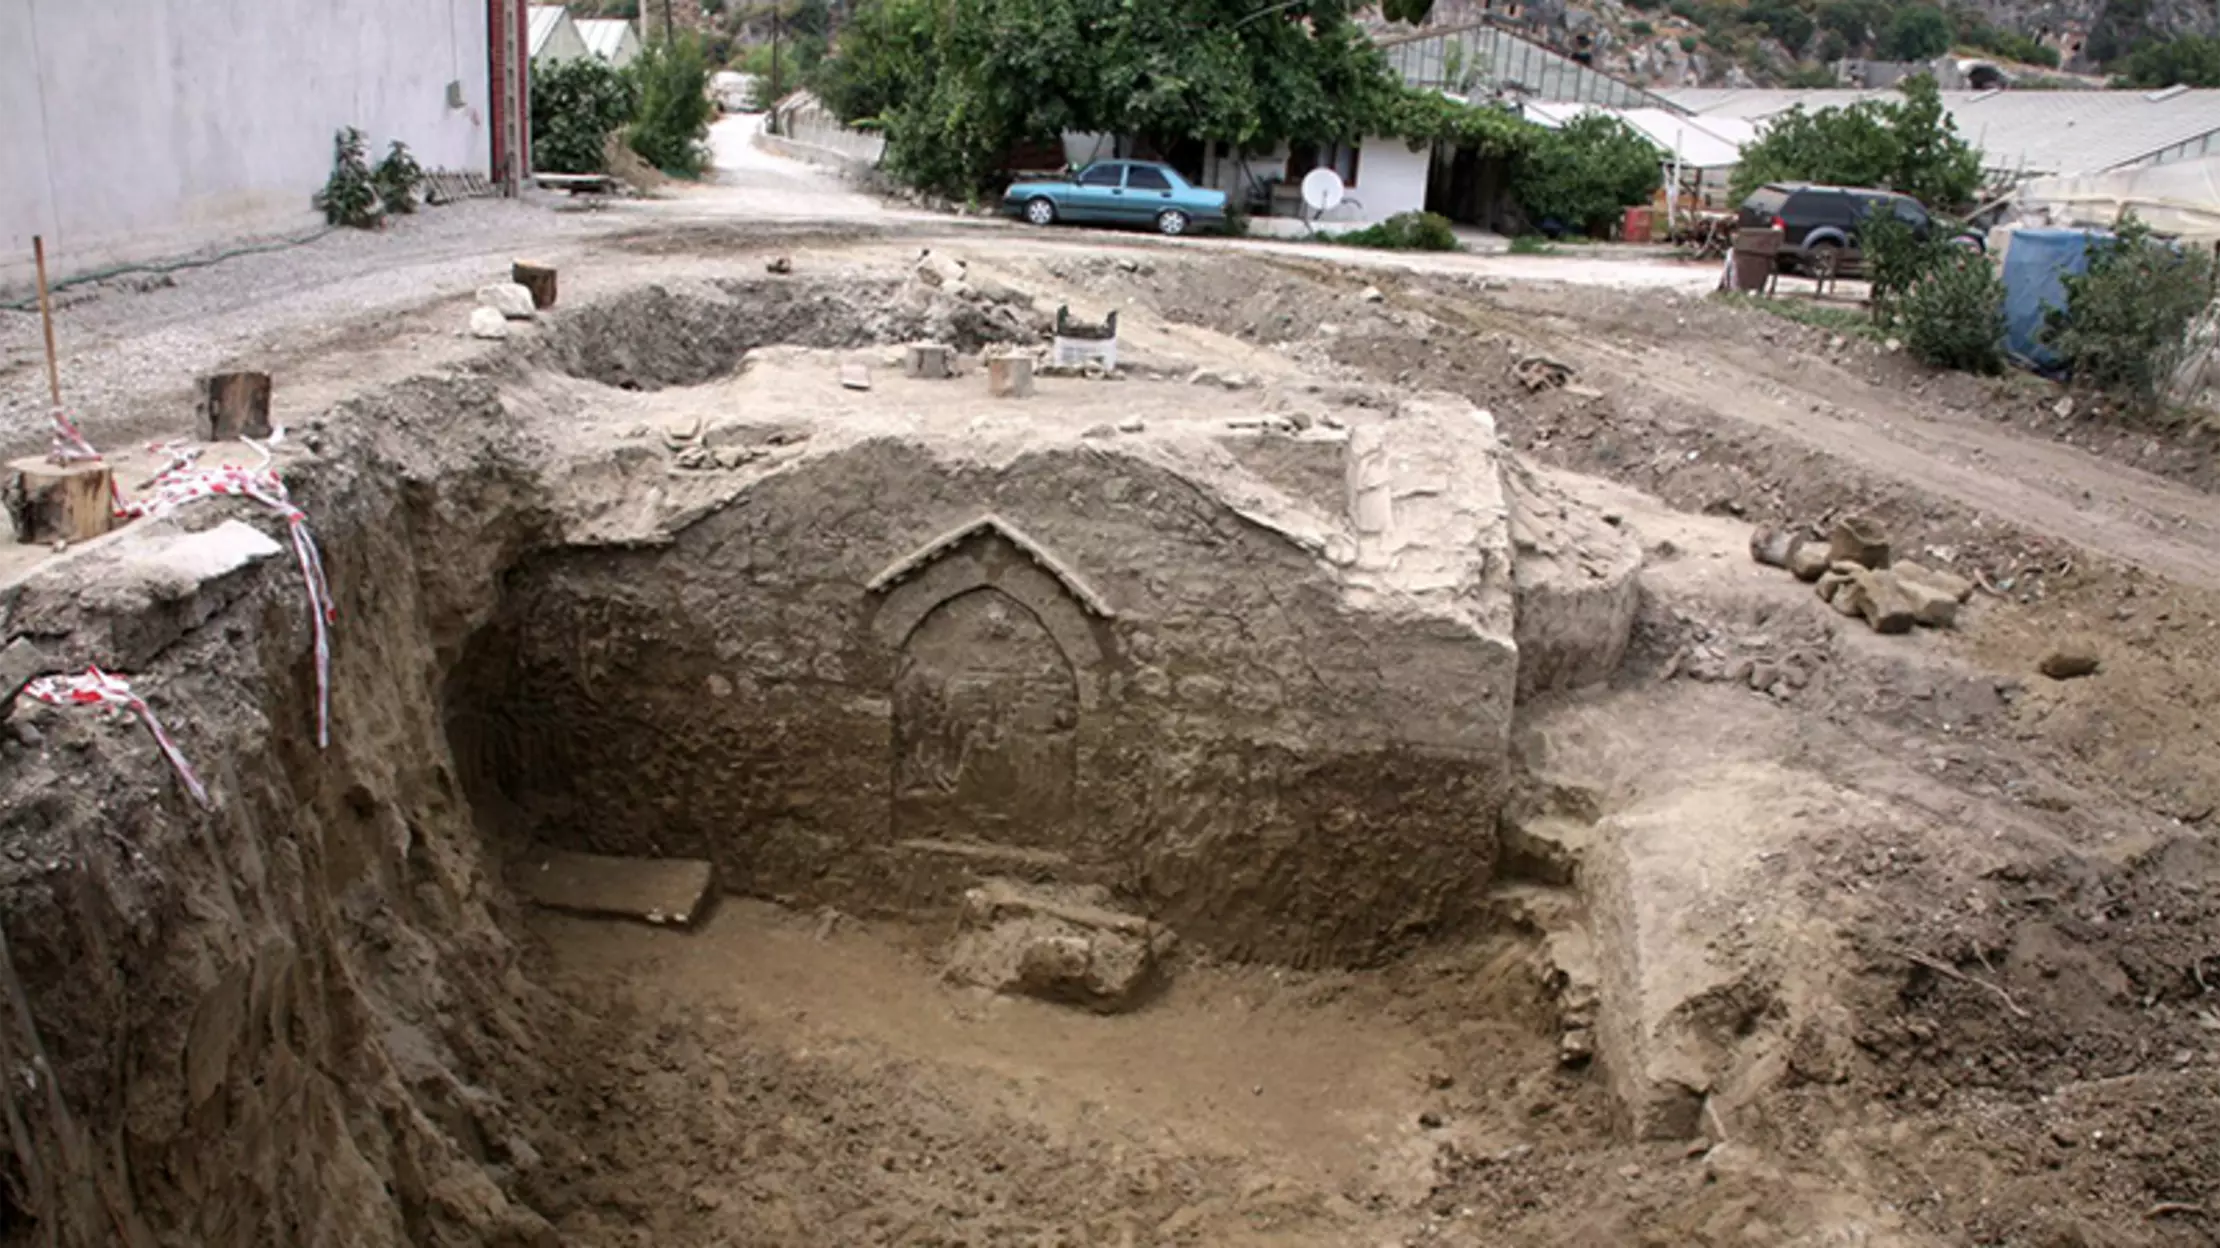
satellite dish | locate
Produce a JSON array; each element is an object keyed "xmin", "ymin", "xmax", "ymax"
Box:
[{"xmin": 1300, "ymin": 168, "xmax": 1346, "ymax": 215}]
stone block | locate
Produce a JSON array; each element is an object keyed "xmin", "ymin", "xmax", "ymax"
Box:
[
  {"xmin": 1827, "ymin": 516, "xmax": 1889, "ymax": 569},
  {"xmin": 987, "ymin": 353, "xmax": 1034, "ymax": 399},
  {"xmin": 904, "ymin": 343, "xmax": 954, "ymax": 380},
  {"xmin": 478, "ymin": 282, "xmax": 538, "ymax": 320},
  {"xmin": 1787, "ymin": 543, "xmax": 1832, "ymax": 582},
  {"xmin": 519, "ymin": 850, "xmax": 716, "ymax": 926},
  {"xmin": 944, "ymin": 880, "xmax": 1171, "ymax": 1013},
  {"xmin": 1505, "ymin": 462, "xmax": 1643, "ymax": 700},
  {"xmin": 468, "ymin": 306, "xmax": 510, "ymax": 340},
  {"xmin": 1890, "ymin": 559, "xmax": 1973, "ymax": 604}
]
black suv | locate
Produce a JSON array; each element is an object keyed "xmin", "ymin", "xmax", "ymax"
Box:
[{"xmin": 1737, "ymin": 182, "xmax": 1936, "ymax": 277}]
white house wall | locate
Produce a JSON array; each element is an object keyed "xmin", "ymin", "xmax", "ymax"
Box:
[
  {"xmin": 2, "ymin": 0, "xmax": 492, "ymax": 291},
  {"xmin": 1353, "ymin": 137, "xmax": 1430, "ymax": 221}
]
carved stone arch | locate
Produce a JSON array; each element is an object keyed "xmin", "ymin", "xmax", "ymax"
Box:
[{"xmin": 867, "ymin": 515, "xmax": 1112, "ymax": 708}]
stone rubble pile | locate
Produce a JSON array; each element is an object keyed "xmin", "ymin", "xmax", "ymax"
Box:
[{"xmin": 1751, "ymin": 516, "xmax": 1973, "ymax": 634}]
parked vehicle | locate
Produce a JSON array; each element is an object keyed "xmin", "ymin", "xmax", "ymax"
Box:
[
  {"xmin": 1736, "ymin": 182, "xmax": 1979, "ymax": 277},
  {"xmin": 1001, "ymin": 161, "xmax": 1228, "ymax": 236}
]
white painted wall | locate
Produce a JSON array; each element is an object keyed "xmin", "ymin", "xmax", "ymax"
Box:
[
  {"xmin": 2, "ymin": 0, "xmax": 492, "ymax": 290},
  {"xmin": 1352, "ymin": 136, "xmax": 1431, "ymax": 222}
]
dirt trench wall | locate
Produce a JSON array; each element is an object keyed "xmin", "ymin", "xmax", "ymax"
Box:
[
  {"xmin": 457, "ymin": 437, "xmax": 1518, "ymax": 965},
  {"xmin": 0, "ymin": 390, "xmax": 557, "ymax": 1247}
]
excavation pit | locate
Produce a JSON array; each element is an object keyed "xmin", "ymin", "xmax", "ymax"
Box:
[{"xmin": 0, "ymin": 269, "xmax": 1659, "ymax": 1246}]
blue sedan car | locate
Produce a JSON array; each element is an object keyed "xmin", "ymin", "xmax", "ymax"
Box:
[{"xmin": 1002, "ymin": 160, "xmax": 1228, "ymax": 236}]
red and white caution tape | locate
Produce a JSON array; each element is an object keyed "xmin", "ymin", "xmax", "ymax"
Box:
[
  {"xmin": 47, "ymin": 404, "xmax": 102, "ymax": 465},
  {"xmin": 20, "ymin": 667, "xmax": 211, "ymax": 807},
  {"xmin": 119, "ymin": 434, "xmax": 338, "ymax": 748}
]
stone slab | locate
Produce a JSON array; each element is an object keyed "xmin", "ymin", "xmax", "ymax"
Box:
[{"xmin": 520, "ymin": 850, "xmax": 715, "ymax": 926}]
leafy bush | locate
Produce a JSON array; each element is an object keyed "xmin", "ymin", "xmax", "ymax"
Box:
[
  {"xmin": 1680, "ymin": 34, "xmax": 1699, "ymax": 52},
  {"xmin": 1744, "ymin": 0, "xmax": 1814, "ymax": 51},
  {"xmin": 1334, "ymin": 211, "xmax": 1459, "ymax": 252},
  {"xmin": 629, "ymin": 34, "xmax": 715, "ymax": 177},
  {"xmin": 2042, "ymin": 216, "xmax": 2219, "ymax": 410},
  {"xmin": 1629, "ymin": 20, "xmax": 1654, "ymax": 38},
  {"xmin": 1900, "ymin": 250, "xmax": 2006, "ymax": 373},
  {"xmin": 313, "ymin": 128, "xmax": 381, "ymax": 229},
  {"xmin": 532, "ymin": 55, "xmax": 638, "ymax": 174},
  {"xmin": 372, "ymin": 141, "xmax": 424, "ymax": 215},
  {"xmin": 1958, "ymin": 22, "xmax": 2062, "ymax": 68},
  {"xmin": 1860, "ymin": 204, "xmax": 1949, "ymax": 327},
  {"xmin": 1878, "ymin": 4, "xmax": 1951, "ymax": 60},
  {"xmin": 2112, "ymin": 35, "xmax": 2220, "ymax": 88},
  {"xmin": 1513, "ymin": 113, "xmax": 1661, "ymax": 237},
  {"xmin": 1730, "ymin": 74, "xmax": 1982, "ymax": 209}
]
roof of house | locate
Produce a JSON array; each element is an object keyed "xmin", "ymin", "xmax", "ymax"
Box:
[
  {"xmin": 575, "ymin": 18, "xmax": 636, "ymax": 60},
  {"xmin": 1525, "ymin": 101, "xmax": 1756, "ymax": 168},
  {"xmin": 1379, "ymin": 19, "xmax": 1681, "ymax": 112},
  {"xmin": 527, "ymin": 6, "xmax": 572, "ymax": 57},
  {"xmin": 1659, "ymin": 87, "xmax": 2220, "ymax": 178}
]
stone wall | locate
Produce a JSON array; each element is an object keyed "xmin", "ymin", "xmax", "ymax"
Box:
[{"xmin": 458, "ymin": 436, "xmax": 1519, "ymax": 966}]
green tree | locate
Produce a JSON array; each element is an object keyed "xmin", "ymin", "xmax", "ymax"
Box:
[
  {"xmin": 1744, "ymin": 0, "xmax": 1814, "ymax": 52},
  {"xmin": 1513, "ymin": 113, "xmax": 1660, "ymax": 235},
  {"xmin": 2113, "ymin": 35, "xmax": 2220, "ymax": 87},
  {"xmin": 2087, "ymin": 0, "xmax": 2153, "ymax": 65},
  {"xmin": 629, "ymin": 34, "xmax": 716, "ymax": 176},
  {"xmin": 531, "ymin": 56, "xmax": 639, "ymax": 173},
  {"xmin": 1877, "ymin": 5, "xmax": 1951, "ymax": 60},
  {"xmin": 816, "ymin": 0, "xmax": 1520, "ymax": 198},
  {"xmin": 1729, "ymin": 75, "xmax": 1982, "ymax": 208},
  {"xmin": 1816, "ymin": 0, "xmax": 1884, "ymax": 50},
  {"xmin": 1886, "ymin": 74, "xmax": 1984, "ymax": 207}
]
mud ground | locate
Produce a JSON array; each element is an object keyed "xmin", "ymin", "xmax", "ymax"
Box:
[{"xmin": 3, "ymin": 221, "xmax": 2216, "ymax": 1247}]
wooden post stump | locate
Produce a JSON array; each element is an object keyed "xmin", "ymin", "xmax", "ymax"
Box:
[
  {"xmin": 987, "ymin": 353, "xmax": 1034, "ymax": 399},
  {"xmin": 512, "ymin": 261, "xmax": 558, "ymax": 310},
  {"xmin": 8, "ymin": 458, "xmax": 115, "ymax": 545},
  {"xmin": 904, "ymin": 343, "xmax": 954, "ymax": 380},
  {"xmin": 198, "ymin": 371, "xmax": 273, "ymax": 441}
]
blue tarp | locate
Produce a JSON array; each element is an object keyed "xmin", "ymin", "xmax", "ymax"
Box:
[{"xmin": 2001, "ymin": 228, "xmax": 2107, "ymax": 368}]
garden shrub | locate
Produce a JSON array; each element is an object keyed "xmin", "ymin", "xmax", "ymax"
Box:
[
  {"xmin": 1336, "ymin": 211, "xmax": 1459, "ymax": 251},
  {"xmin": 313, "ymin": 128, "xmax": 380, "ymax": 229},
  {"xmin": 1900, "ymin": 250, "xmax": 2006, "ymax": 373},
  {"xmin": 2042, "ymin": 216, "xmax": 2219, "ymax": 410},
  {"xmin": 372, "ymin": 141, "xmax": 424, "ymax": 216},
  {"xmin": 532, "ymin": 56, "xmax": 638, "ymax": 174}
]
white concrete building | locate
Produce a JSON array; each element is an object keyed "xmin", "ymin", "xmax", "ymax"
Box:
[
  {"xmin": 528, "ymin": 6, "xmax": 591, "ymax": 64},
  {"xmin": 1061, "ymin": 135, "xmax": 1435, "ymax": 226},
  {"xmin": 3, "ymin": 0, "xmax": 499, "ymax": 290},
  {"xmin": 576, "ymin": 18, "xmax": 643, "ymax": 69}
]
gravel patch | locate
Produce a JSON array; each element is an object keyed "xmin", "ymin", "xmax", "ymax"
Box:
[{"xmin": 0, "ymin": 197, "xmax": 628, "ymax": 456}]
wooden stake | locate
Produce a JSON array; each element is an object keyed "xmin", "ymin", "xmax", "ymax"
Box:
[
  {"xmin": 512, "ymin": 260, "xmax": 558, "ymax": 310},
  {"xmin": 987, "ymin": 353, "xmax": 1034, "ymax": 399},
  {"xmin": 904, "ymin": 343, "xmax": 953, "ymax": 380},
  {"xmin": 197, "ymin": 371, "xmax": 273, "ymax": 441},
  {"xmin": 7, "ymin": 458, "xmax": 114, "ymax": 545},
  {"xmin": 32, "ymin": 237, "xmax": 61, "ymax": 414}
]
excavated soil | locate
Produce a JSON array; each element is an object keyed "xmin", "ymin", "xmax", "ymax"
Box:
[{"xmin": 0, "ymin": 238, "xmax": 2214, "ymax": 1248}]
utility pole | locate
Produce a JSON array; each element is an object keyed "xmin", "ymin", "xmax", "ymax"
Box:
[
  {"xmin": 662, "ymin": 0, "xmax": 676, "ymax": 43},
  {"xmin": 772, "ymin": 3, "xmax": 784, "ymax": 101}
]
